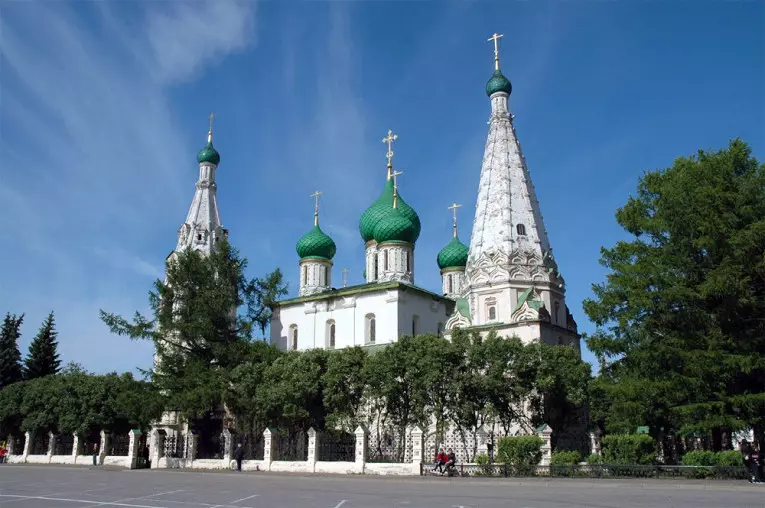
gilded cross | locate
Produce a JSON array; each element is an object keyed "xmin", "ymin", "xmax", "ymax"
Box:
[
  {"xmin": 382, "ymin": 129, "xmax": 398, "ymax": 167},
  {"xmin": 487, "ymin": 33, "xmax": 504, "ymax": 70},
  {"xmin": 310, "ymin": 190, "xmax": 323, "ymax": 226},
  {"xmin": 341, "ymin": 268, "xmax": 349, "ymax": 288},
  {"xmin": 391, "ymin": 170, "xmax": 403, "ymax": 208},
  {"xmin": 448, "ymin": 202, "xmax": 462, "ymax": 237},
  {"xmin": 207, "ymin": 111, "xmax": 215, "ymax": 143}
]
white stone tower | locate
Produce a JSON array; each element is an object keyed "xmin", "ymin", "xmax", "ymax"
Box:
[
  {"xmin": 437, "ymin": 203, "xmax": 469, "ymax": 299},
  {"xmin": 373, "ymin": 169, "xmax": 416, "ymax": 283},
  {"xmin": 296, "ymin": 191, "xmax": 337, "ymax": 296},
  {"xmin": 445, "ymin": 34, "xmax": 579, "ymax": 348},
  {"xmin": 171, "ymin": 112, "xmax": 227, "ymax": 261},
  {"xmin": 359, "ymin": 130, "xmax": 422, "ymax": 283}
]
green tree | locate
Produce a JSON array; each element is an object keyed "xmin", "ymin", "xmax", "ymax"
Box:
[
  {"xmin": 322, "ymin": 346, "xmax": 369, "ymax": 430},
  {"xmin": 0, "ymin": 313, "xmax": 24, "ymax": 389},
  {"xmin": 100, "ymin": 238, "xmax": 287, "ymax": 419},
  {"xmin": 24, "ymin": 312, "xmax": 61, "ymax": 380},
  {"xmin": 584, "ymin": 139, "xmax": 765, "ymax": 449}
]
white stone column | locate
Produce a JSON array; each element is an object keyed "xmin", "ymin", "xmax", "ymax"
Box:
[
  {"xmin": 185, "ymin": 432, "xmax": 197, "ymax": 463},
  {"xmin": 263, "ymin": 428, "xmax": 276, "ymax": 471},
  {"xmin": 46, "ymin": 431, "xmax": 55, "ymax": 462},
  {"xmin": 72, "ymin": 434, "xmax": 80, "ymax": 462},
  {"xmin": 589, "ymin": 430, "xmax": 601, "ymax": 457},
  {"xmin": 410, "ymin": 426, "xmax": 424, "ymax": 475},
  {"xmin": 476, "ymin": 426, "xmax": 489, "ymax": 460},
  {"xmin": 22, "ymin": 431, "xmax": 31, "ymax": 461},
  {"xmin": 222, "ymin": 429, "xmax": 234, "ymax": 465},
  {"xmin": 537, "ymin": 424, "xmax": 553, "ymax": 466},
  {"xmin": 99, "ymin": 430, "xmax": 110, "ymax": 464},
  {"xmin": 354, "ymin": 425, "xmax": 368, "ymax": 474},
  {"xmin": 150, "ymin": 429, "xmax": 166, "ymax": 468},
  {"xmin": 307, "ymin": 428, "xmax": 319, "ymax": 472},
  {"xmin": 128, "ymin": 430, "xmax": 141, "ymax": 469}
]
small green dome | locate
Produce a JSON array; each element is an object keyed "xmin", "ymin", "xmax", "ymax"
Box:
[
  {"xmin": 486, "ymin": 69, "xmax": 512, "ymax": 97},
  {"xmin": 373, "ymin": 207, "xmax": 416, "ymax": 244},
  {"xmin": 296, "ymin": 225, "xmax": 336, "ymax": 260},
  {"xmin": 359, "ymin": 179, "xmax": 421, "ymax": 243},
  {"xmin": 197, "ymin": 141, "xmax": 221, "ymax": 165},
  {"xmin": 437, "ymin": 236, "xmax": 469, "ymax": 270}
]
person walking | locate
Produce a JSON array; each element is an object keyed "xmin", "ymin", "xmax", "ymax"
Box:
[
  {"xmin": 92, "ymin": 442, "xmax": 99, "ymax": 466},
  {"xmin": 234, "ymin": 443, "xmax": 244, "ymax": 472},
  {"xmin": 0, "ymin": 441, "xmax": 7, "ymax": 464}
]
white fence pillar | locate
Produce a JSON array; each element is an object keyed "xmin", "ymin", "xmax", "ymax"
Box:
[
  {"xmin": 307, "ymin": 428, "xmax": 319, "ymax": 472},
  {"xmin": 99, "ymin": 430, "xmax": 109, "ymax": 464},
  {"xmin": 71, "ymin": 433, "xmax": 80, "ymax": 462},
  {"xmin": 410, "ymin": 426, "xmax": 424, "ymax": 475},
  {"xmin": 22, "ymin": 431, "xmax": 31, "ymax": 462},
  {"xmin": 222, "ymin": 428, "xmax": 234, "ymax": 465},
  {"xmin": 354, "ymin": 425, "xmax": 368, "ymax": 474},
  {"xmin": 150, "ymin": 429, "xmax": 166, "ymax": 468},
  {"xmin": 537, "ymin": 424, "xmax": 553, "ymax": 466},
  {"xmin": 263, "ymin": 428, "xmax": 276, "ymax": 471},
  {"xmin": 46, "ymin": 431, "xmax": 55, "ymax": 462},
  {"xmin": 185, "ymin": 432, "xmax": 197, "ymax": 463},
  {"xmin": 128, "ymin": 430, "xmax": 141, "ymax": 469}
]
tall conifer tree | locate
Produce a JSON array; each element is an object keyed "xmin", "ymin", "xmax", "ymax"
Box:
[
  {"xmin": 0, "ymin": 313, "xmax": 24, "ymax": 389},
  {"xmin": 24, "ymin": 311, "xmax": 61, "ymax": 380}
]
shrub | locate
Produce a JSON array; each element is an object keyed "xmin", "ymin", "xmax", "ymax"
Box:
[
  {"xmin": 682, "ymin": 450, "xmax": 744, "ymax": 467},
  {"xmin": 496, "ymin": 435, "xmax": 543, "ymax": 472},
  {"xmin": 586, "ymin": 453, "xmax": 603, "ymax": 465},
  {"xmin": 714, "ymin": 450, "xmax": 744, "ymax": 467},
  {"xmin": 550, "ymin": 450, "xmax": 581, "ymax": 465},
  {"xmin": 601, "ymin": 434, "xmax": 656, "ymax": 465},
  {"xmin": 474, "ymin": 453, "xmax": 493, "ymax": 476},
  {"xmin": 475, "ymin": 453, "xmax": 490, "ymax": 465}
]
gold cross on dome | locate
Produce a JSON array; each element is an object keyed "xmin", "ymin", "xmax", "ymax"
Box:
[
  {"xmin": 207, "ymin": 111, "xmax": 215, "ymax": 142},
  {"xmin": 382, "ymin": 129, "xmax": 398, "ymax": 167},
  {"xmin": 487, "ymin": 33, "xmax": 504, "ymax": 70},
  {"xmin": 310, "ymin": 190, "xmax": 323, "ymax": 226},
  {"xmin": 448, "ymin": 202, "xmax": 462, "ymax": 237},
  {"xmin": 341, "ymin": 268, "xmax": 349, "ymax": 288}
]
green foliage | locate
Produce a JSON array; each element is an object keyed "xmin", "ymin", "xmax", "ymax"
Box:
[
  {"xmin": 0, "ymin": 371, "xmax": 163, "ymax": 436},
  {"xmin": 100, "ymin": 237, "xmax": 288, "ymax": 420},
  {"xmin": 475, "ymin": 453, "xmax": 490, "ymax": 465},
  {"xmin": 0, "ymin": 313, "xmax": 24, "ymax": 389},
  {"xmin": 550, "ymin": 450, "xmax": 581, "ymax": 465},
  {"xmin": 322, "ymin": 347, "xmax": 369, "ymax": 430},
  {"xmin": 496, "ymin": 435, "xmax": 543, "ymax": 466},
  {"xmin": 584, "ymin": 140, "xmax": 765, "ymax": 448},
  {"xmin": 601, "ymin": 434, "xmax": 656, "ymax": 465},
  {"xmin": 681, "ymin": 450, "xmax": 743, "ymax": 467},
  {"xmin": 585, "ymin": 453, "xmax": 603, "ymax": 465},
  {"xmin": 24, "ymin": 312, "xmax": 61, "ymax": 380}
]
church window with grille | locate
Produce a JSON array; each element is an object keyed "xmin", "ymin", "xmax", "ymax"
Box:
[
  {"xmin": 412, "ymin": 315, "xmax": 419, "ymax": 336},
  {"xmin": 488, "ymin": 306, "xmax": 496, "ymax": 320},
  {"xmin": 365, "ymin": 314, "xmax": 376, "ymax": 344},
  {"xmin": 290, "ymin": 325, "xmax": 298, "ymax": 350},
  {"xmin": 327, "ymin": 321, "xmax": 336, "ymax": 349},
  {"xmin": 447, "ymin": 274, "xmax": 453, "ymax": 294},
  {"xmin": 516, "ymin": 224, "xmax": 526, "ymax": 236},
  {"xmin": 374, "ymin": 256, "xmax": 378, "ymax": 280},
  {"xmin": 303, "ymin": 265, "xmax": 307, "ymax": 285},
  {"xmin": 405, "ymin": 251, "xmax": 410, "ymax": 272},
  {"xmin": 384, "ymin": 250, "xmax": 389, "ymax": 271}
]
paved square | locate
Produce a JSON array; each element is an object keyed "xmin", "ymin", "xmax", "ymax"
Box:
[{"xmin": 0, "ymin": 466, "xmax": 763, "ymax": 508}]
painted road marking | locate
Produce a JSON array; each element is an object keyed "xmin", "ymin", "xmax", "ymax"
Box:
[
  {"xmin": 0, "ymin": 495, "xmax": 167, "ymax": 508},
  {"xmin": 332, "ymin": 501, "xmax": 348, "ymax": 508},
  {"xmin": 230, "ymin": 493, "xmax": 259, "ymax": 504}
]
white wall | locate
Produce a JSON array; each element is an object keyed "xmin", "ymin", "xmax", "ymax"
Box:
[{"xmin": 271, "ymin": 284, "xmax": 455, "ymax": 351}]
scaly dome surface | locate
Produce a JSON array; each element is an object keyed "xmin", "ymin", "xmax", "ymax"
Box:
[
  {"xmin": 437, "ymin": 236, "xmax": 469, "ymax": 270},
  {"xmin": 373, "ymin": 207, "xmax": 416, "ymax": 245},
  {"xmin": 486, "ymin": 69, "xmax": 512, "ymax": 97},
  {"xmin": 296, "ymin": 225, "xmax": 337, "ymax": 260},
  {"xmin": 359, "ymin": 179, "xmax": 421, "ymax": 243},
  {"xmin": 197, "ymin": 140, "xmax": 221, "ymax": 165}
]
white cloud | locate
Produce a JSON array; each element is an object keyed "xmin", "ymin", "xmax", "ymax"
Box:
[{"xmin": 0, "ymin": 0, "xmax": 257, "ymax": 373}]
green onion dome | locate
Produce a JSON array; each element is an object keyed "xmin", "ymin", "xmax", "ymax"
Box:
[
  {"xmin": 437, "ymin": 236, "xmax": 469, "ymax": 270},
  {"xmin": 359, "ymin": 179, "xmax": 421, "ymax": 243},
  {"xmin": 373, "ymin": 206, "xmax": 416, "ymax": 245},
  {"xmin": 486, "ymin": 69, "xmax": 512, "ymax": 97},
  {"xmin": 296, "ymin": 225, "xmax": 336, "ymax": 260},
  {"xmin": 197, "ymin": 140, "xmax": 221, "ymax": 165}
]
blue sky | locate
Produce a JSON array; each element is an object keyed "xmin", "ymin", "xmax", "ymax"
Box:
[{"xmin": 1, "ymin": 1, "xmax": 763, "ymax": 375}]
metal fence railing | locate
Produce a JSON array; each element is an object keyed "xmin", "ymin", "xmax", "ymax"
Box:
[{"xmin": 421, "ymin": 463, "xmax": 751, "ymax": 480}]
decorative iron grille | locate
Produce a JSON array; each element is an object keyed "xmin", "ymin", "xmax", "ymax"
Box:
[
  {"xmin": 135, "ymin": 434, "xmax": 150, "ymax": 469},
  {"xmin": 273, "ymin": 430, "xmax": 308, "ymax": 461},
  {"xmin": 81, "ymin": 433, "xmax": 100, "ymax": 456},
  {"xmin": 164, "ymin": 435, "xmax": 185, "ymax": 458},
  {"xmin": 10, "ymin": 434, "xmax": 25, "ymax": 455},
  {"xmin": 367, "ymin": 429, "xmax": 406, "ymax": 463},
  {"xmin": 109, "ymin": 434, "xmax": 130, "ymax": 456},
  {"xmin": 53, "ymin": 434, "xmax": 74, "ymax": 455},
  {"xmin": 30, "ymin": 433, "xmax": 50, "ymax": 455},
  {"xmin": 237, "ymin": 434, "xmax": 264, "ymax": 460},
  {"xmin": 196, "ymin": 432, "xmax": 225, "ymax": 459},
  {"xmin": 318, "ymin": 430, "xmax": 355, "ymax": 462}
]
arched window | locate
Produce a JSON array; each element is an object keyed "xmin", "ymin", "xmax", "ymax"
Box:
[
  {"xmin": 374, "ymin": 256, "xmax": 378, "ymax": 280},
  {"xmin": 366, "ymin": 314, "xmax": 376, "ymax": 344},
  {"xmin": 516, "ymin": 224, "xmax": 526, "ymax": 236},
  {"xmin": 447, "ymin": 274, "xmax": 453, "ymax": 294},
  {"xmin": 437, "ymin": 322, "xmax": 443, "ymax": 337},
  {"xmin": 327, "ymin": 321, "xmax": 336, "ymax": 349},
  {"xmin": 405, "ymin": 251, "xmax": 410, "ymax": 272},
  {"xmin": 303, "ymin": 265, "xmax": 307, "ymax": 285},
  {"xmin": 290, "ymin": 325, "xmax": 298, "ymax": 350},
  {"xmin": 384, "ymin": 250, "xmax": 389, "ymax": 271},
  {"xmin": 412, "ymin": 315, "xmax": 419, "ymax": 336},
  {"xmin": 488, "ymin": 306, "xmax": 496, "ymax": 320}
]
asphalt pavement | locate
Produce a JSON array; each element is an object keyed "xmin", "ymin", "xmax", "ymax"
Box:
[{"xmin": 0, "ymin": 465, "xmax": 763, "ymax": 508}]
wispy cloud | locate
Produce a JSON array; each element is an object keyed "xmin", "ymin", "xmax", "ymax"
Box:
[{"xmin": 0, "ymin": 0, "xmax": 257, "ymax": 373}]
